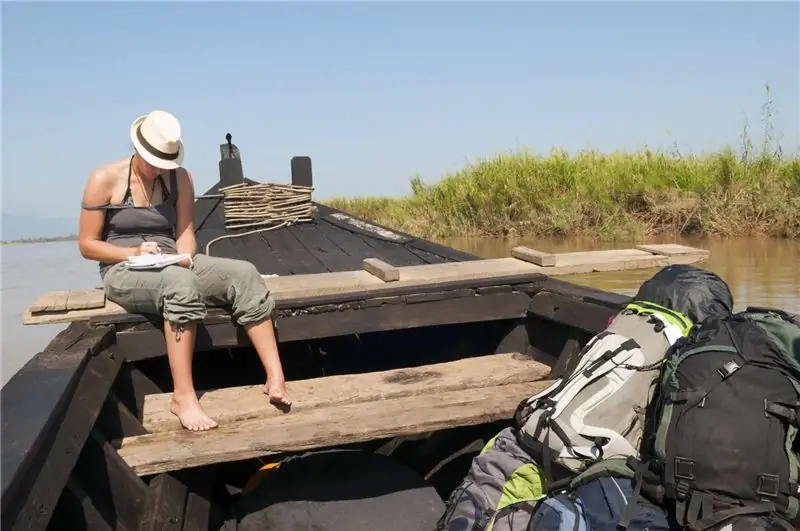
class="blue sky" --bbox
[2,1,798,222]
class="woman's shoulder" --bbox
[89,158,128,186]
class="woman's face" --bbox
[132,152,164,180]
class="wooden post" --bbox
[362,258,399,282]
[291,156,313,188]
[218,134,244,187]
[510,246,556,267]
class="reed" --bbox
[324,90,800,241]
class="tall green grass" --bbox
[324,90,800,241]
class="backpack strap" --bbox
[746,306,800,326]
[683,499,779,531]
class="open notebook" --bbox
[124,253,192,270]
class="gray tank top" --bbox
[83,156,179,278]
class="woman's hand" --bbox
[137,242,162,255]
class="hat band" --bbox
[136,124,180,161]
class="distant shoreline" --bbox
[1,235,78,245]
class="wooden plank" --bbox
[21,245,709,325]
[511,246,556,267]
[117,380,552,476]
[140,473,188,531]
[66,290,106,310]
[181,468,216,531]
[1,324,113,511]
[142,352,551,433]
[289,223,360,272]
[28,290,70,313]
[528,291,617,334]
[263,227,327,275]
[635,244,711,264]
[115,291,533,361]
[537,277,631,308]
[71,429,153,531]
[363,258,399,282]
[52,479,114,531]
[322,210,412,244]
[2,343,122,531]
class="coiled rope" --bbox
[204,182,316,255]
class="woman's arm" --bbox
[175,168,197,258]
[78,168,141,263]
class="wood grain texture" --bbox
[511,246,556,267]
[22,245,709,325]
[118,380,552,476]
[362,258,399,282]
[141,352,551,433]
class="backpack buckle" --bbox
[716,360,740,379]
[756,474,780,498]
[674,457,695,481]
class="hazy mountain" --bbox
[1,213,79,241]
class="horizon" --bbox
[2,1,798,239]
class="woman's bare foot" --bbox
[171,393,218,431]
[264,380,292,407]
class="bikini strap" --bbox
[168,168,178,204]
[122,155,135,205]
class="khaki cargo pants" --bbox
[101,254,275,330]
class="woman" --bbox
[79,109,291,432]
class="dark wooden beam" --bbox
[51,479,115,531]
[2,340,122,531]
[527,290,617,334]
[69,430,152,531]
[1,324,114,518]
[537,277,630,309]
[89,274,548,328]
[114,291,533,362]
[95,392,148,441]
[110,365,164,421]
[140,473,189,531]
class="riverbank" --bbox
[324,147,800,241]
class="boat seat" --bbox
[116,352,554,476]
[22,244,709,326]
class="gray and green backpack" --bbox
[434,427,547,531]
[620,307,800,531]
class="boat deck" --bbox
[23,243,709,327]
[115,353,553,476]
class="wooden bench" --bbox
[23,244,710,326]
[116,352,553,476]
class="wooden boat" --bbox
[1,136,711,531]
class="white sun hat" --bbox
[129,110,185,169]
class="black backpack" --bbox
[619,307,800,531]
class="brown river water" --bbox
[440,235,800,313]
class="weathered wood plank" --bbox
[362,258,399,282]
[66,290,106,310]
[511,246,556,267]
[118,380,552,476]
[21,245,709,326]
[635,243,712,264]
[114,291,533,361]
[142,352,551,433]
[27,290,70,313]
